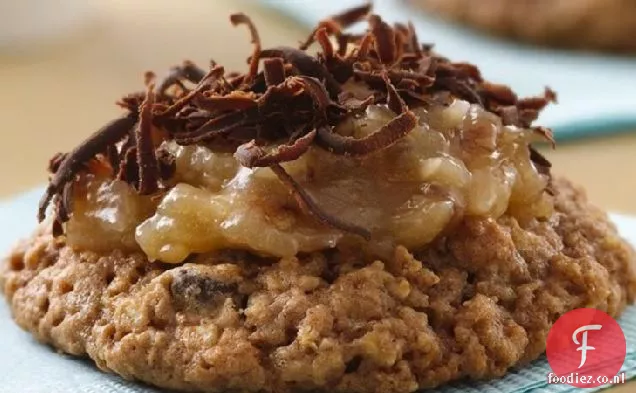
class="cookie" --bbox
[3,3,636,393]
[410,0,636,52]
[3,179,635,392]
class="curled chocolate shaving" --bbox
[316,111,417,156]
[296,76,334,116]
[264,58,286,86]
[299,2,372,50]
[38,114,137,222]
[480,82,517,105]
[230,13,261,85]
[407,22,422,58]
[234,130,316,168]
[182,60,206,83]
[157,148,177,181]
[136,84,160,195]
[369,15,397,65]
[529,145,554,195]
[175,108,259,144]
[529,146,552,169]
[157,65,188,96]
[533,126,556,148]
[315,27,334,60]
[338,92,375,113]
[48,152,68,174]
[270,164,371,240]
[57,182,74,223]
[106,145,120,174]
[117,146,139,185]
[260,47,342,97]
[157,65,225,118]
[356,34,374,60]
[382,73,407,114]
[52,217,64,238]
[435,77,483,105]
[194,94,257,112]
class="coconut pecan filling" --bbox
[65,99,551,263]
[38,4,556,264]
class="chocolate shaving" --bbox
[182,60,206,83]
[330,2,372,28]
[533,126,556,148]
[316,111,417,156]
[48,153,68,174]
[157,65,225,118]
[369,15,396,65]
[357,34,374,60]
[234,130,317,168]
[270,164,371,240]
[382,73,407,114]
[38,114,137,222]
[264,58,286,86]
[260,46,342,97]
[157,148,176,181]
[136,84,160,194]
[106,145,120,174]
[194,94,257,112]
[296,76,334,117]
[336,34,350,57]
[52,217,64,238]
[435,77,483,105]
[57,182,74,223]
[480,82,517,105]
[529,145,552,169]
[117,146,139,186]
[338,92,375,113]
[175,108,259,144]
[452,63,483,81]
[529,145,554,195]
[299,2,372,50]
[393,29,405,64]
[315,27,334,60]
[230,13,261,85]
[157,65,190,96]
[407,22,422,58]
[497,105,520,126]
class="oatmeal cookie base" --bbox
[2,178,636,393]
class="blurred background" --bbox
[0,0,635,218]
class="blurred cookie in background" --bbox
[407,0,636,53]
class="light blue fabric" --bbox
[262,0,636,142]
[1,188,636,392]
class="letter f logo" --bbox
[572,324,602,368]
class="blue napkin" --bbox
[262,0,636,142]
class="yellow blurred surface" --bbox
[0,0,634,390]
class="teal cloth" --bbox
[263,0,636,142]
[1,189,636,392]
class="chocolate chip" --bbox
[170,269,238,308]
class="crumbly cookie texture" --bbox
[411,0,636,52]
[2,178,636,393]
